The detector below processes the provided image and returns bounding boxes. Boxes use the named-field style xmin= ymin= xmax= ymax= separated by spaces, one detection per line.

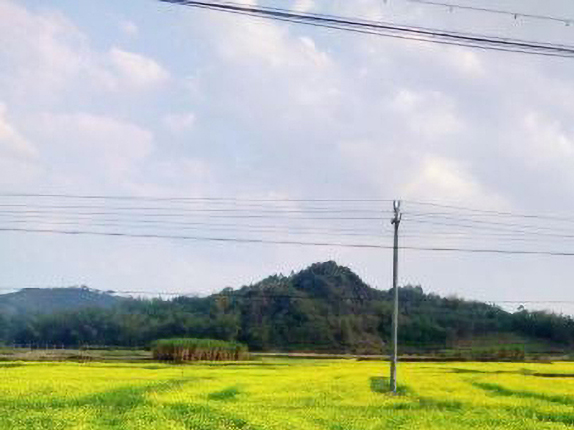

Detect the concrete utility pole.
xmin=390 ymin=200 xmax=401 ymax=394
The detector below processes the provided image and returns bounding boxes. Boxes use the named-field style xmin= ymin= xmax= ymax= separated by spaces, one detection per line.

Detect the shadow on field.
xmin=530 ymin=373 xmax=574 ymax=378
xmin=448 ymin=368 xmax=518 ymax=375
xmin=445 ymin=367 xmax=574 ymax=379
xmin=370 ymin=376 xmax=410 ymax=395
xmin=208 ymin=386 xmax=241 ymax=401
xmin=201 ymin=361 xmax=301 ymax=368
xmin=524 ymin=410 xmax=574 ymax=427
xmin=385 ymin=398 xmax=463 ymax=412
xmin=0 ymin=376 xmax=264 ymax=429
xmin=0 ymin=363 xmax=25 ymax=368
xmin=81 ymin=379 xmax=188 ymax=406
xmin=473 ymin=382 xmax=574 ymax=406
xmin=370 ymin=377 xmax=463 ymax=411
xmin=83 ymin=379 xmax=258 ymax=429
xmin=0 ymin=379 xmax=189 ymax=411
xmin=446 ymin=367 xmax=540 ymax=376
xmin=166 ymin=403 xmax=261 ymax=430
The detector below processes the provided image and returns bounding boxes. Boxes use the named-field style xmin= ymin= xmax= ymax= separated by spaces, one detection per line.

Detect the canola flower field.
xmin=1 ymin=359 xmax=574 ymax=429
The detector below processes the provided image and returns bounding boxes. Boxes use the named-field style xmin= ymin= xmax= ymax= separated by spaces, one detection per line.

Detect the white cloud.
xmin=299 ymin=36 xmax=330 ymax=67
xmin=0 ymin=1 xmax=171 ymax=100
xmin=391 ymin=89 xmax=463 ymax=139
xmin=522 ymin=112 xmax=574 ymax=163
xmin=0 ymin=102 xmax=41 ymax=187
xmin=0 ymin=102 xmax=37 ymax=159
xmin=513 ymin=112 xmax=574 ymax=191
xmin=36 ymin=113 xmax=154 ymax=184
xmin=194 ymin=12 xmax=341 ymax=132
xmin=119 ymin=20 xmax=139 ymax=37
xmin=209 ymin=13 xmax=333 ymax=73
xmin=163 ymin=112 xmax=196 ymax=133
xmin=154 ymin=158 xmax=212 ymax=190
xmin=0 ymin=0 xmax=88 ymax=96
xmin=109 ymin=47 xmax=170 ymax=89
xmin=449 ymin=48 xmax=485 ymax=78
xmin=402 ymin=155 xmax=506 ymax=208
xmin=294 ymin=0 xmax=315 ymax=13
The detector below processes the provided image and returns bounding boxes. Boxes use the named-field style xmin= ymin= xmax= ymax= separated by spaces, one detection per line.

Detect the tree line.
xmin=0 ymin=262 xmax=573 ymax=353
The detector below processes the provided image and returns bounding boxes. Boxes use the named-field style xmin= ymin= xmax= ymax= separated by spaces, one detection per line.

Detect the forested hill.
xmin=0 ymin=286 xmax=122 ymax=316
xmin=0 ymin=261 xmax=573 ymax=353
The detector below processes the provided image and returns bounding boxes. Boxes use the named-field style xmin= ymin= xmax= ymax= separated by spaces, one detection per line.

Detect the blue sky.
xmin=2 ymin=0 xmax=574 ymax=313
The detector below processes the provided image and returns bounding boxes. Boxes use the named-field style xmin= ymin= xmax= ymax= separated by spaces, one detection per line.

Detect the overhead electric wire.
xmin=0 ymin=203 xmax=392 ymax=215
xmin=4 ymin=218 xmax=574 ymax=245
xmin=0 ymin=192 xmax=394 ymax=204
xmin=6 ymin=226 xmax=574 ymax=256
xmin=405 ymin=209 xmax=574 ymax=226
xmin=5 ymin=193 xmax=574 ymax=223
xmin=0 ymin=284 xmax=571 ymax=307
xmin=404 ymin=211 xmax=574 ymax=234
xmin=405 ymin=218 xmax=574 ymax=239
xmin=0 ymin=226 xmax=389 ymax=249
xmin=0 ymin=218 xmax=392 ymax=239
xmin=2 ymin=215 xmax=573 ymax=243
xmin=0 ymin=215 xmax=389 ymax=235
xmin=7 ymin=194 xmax=574 ymax=241
xmin=0 ymin=208 xmax=385 ymax=221
xmin=6 ymin=200 xmax=574 ymax=233
xmin=159 ymin=0 xmax=574 ymax=58
xmin=404 ymin=200 xmax=574 ymax=222
xmin=405 ymin=0 xmax=574 ymax=26
xmin=7 ymin=192 xmax=574 ymax=251
xmin=6 ymin=196 xmax=574 ymax=241
xmin=0 ymin=218 xmax=385 ymax=234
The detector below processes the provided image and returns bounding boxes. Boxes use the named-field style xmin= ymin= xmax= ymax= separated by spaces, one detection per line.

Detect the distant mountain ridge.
xmin=0 ymin=262 xmax=572 ymax=354
xmin=0 ymin=286 xmax=122 ymax=316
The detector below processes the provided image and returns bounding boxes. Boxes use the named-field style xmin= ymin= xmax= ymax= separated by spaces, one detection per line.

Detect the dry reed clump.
xmin=152 ymin=338 xmax=249 ymax=362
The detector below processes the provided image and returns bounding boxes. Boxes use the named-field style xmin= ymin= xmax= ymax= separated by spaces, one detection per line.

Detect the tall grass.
xmin=152 ymin=338 xmax=248 ymax=362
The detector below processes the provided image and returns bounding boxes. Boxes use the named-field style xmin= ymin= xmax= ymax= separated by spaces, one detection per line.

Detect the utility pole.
xmin=390 ymin=200 xmax=401 ymax=394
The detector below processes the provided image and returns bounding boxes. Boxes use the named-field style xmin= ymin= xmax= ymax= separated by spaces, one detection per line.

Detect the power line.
xmin=159 ymin=0 xmax=574 ymax=58
xmin=0 ymin=218 xmax=391 ymax=239
xmin=8 ymin=194 xmax=574 ymax=242
xmin=405 ymin=200 xmax=574 ymax=222
xmin=0 ymin=192 xmax=394 ymax=204
xmin=487 ymin=300 xmax=574 ymax=305
xmin=0 ymin=216 xmax=388 ymax=235
xmin=0 ymin=226 xmax=386 ymax=249
xmin=6 ymin=218 xmax=574 ymax=245
xmin=0 ymin=203 xmax=392 ymax=215
xmin=7 ymin=203 xmax=574 ymax=236
xmin=5 ymin=193 xmax=574 ymax=223
xmin=7 ymin=226 xmax=574 ymax=256
xmin=404 ymin=212 xmax=574 ymax=234
xmin=406 ymin=218 xmax=574 ymax=239
xmin=0 ymin=209 xmax=385 ymax=221
xmin=405 ymin=0 xmax=574 ymax=26
xmin=4 ymin=191 xmax=573 ymax=221
xmin=0 ymin=284 xmax=571 ymax=305
xmin=8 ymin=193 xmax=574 ymax=247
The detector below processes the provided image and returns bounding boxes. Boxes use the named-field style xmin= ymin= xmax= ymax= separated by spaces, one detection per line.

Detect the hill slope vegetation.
xmin=0 ymin=262 xmax=572 ymax=353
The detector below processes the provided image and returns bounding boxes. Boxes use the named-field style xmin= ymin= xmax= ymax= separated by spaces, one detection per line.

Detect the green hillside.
xmin=0 ymin=262 xmax=572 ymax=354
xmin=0 ymin=286 xmax=122 ymax=316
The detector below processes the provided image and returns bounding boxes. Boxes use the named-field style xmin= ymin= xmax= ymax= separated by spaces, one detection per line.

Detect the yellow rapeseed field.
xmin=1 ymin=359 xmax=574 ymax=429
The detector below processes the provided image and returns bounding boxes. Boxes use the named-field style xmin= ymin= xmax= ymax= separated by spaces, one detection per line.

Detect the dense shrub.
xmin=152 ymin=338 xmax=248 ymax=362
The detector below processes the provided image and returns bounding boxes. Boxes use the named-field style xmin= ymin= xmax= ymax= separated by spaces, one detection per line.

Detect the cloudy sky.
xmin=2 ymin=0 xmax=574 ymax=312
